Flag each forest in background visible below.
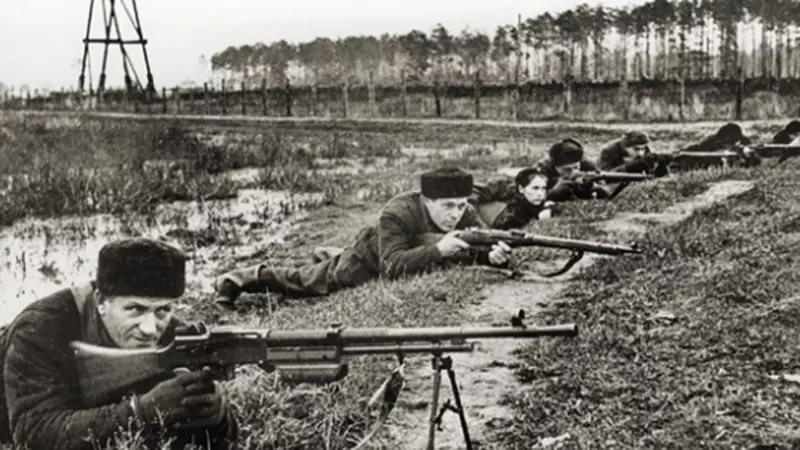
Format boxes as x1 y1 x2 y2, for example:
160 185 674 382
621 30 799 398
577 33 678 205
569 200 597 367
206 0 800 87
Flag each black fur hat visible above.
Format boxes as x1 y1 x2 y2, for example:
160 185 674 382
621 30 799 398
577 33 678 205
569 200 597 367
97 238 186 298
716 123 745 141
548 138 584 166
622 131 650 147
515 166 548 186
420 167 473 199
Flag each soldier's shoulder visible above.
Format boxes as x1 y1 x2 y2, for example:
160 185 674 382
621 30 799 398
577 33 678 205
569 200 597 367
5 288 78 332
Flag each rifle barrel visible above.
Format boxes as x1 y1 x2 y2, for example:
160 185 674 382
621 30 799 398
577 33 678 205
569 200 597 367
516 234 639 255
593 171 650 182
213 323 578 346
675 151 739 158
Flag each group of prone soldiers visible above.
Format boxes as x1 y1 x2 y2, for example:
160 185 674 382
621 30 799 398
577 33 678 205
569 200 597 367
0 119 798 450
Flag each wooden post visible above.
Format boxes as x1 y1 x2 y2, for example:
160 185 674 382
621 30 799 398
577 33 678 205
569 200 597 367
368 70 377 116
433 79 442 117
261 78 268 115
474 69 481 119
174 87 181 114
678 77 685 122
400 71 408 117
342 79 349 118
310 83 318 116
285 78 292 117
202 82 209 115
221 79 227 115
563 78 572 116
619 78 630 121
735 69 744 121
238 81 244 115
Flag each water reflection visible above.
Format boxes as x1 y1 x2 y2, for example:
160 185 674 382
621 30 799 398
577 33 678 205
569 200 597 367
0 188 322 326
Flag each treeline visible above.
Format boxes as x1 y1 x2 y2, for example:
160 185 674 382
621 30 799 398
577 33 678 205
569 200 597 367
208 0 800 87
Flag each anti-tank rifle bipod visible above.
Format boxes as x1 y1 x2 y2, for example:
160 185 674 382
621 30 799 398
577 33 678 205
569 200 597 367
70 312 578 450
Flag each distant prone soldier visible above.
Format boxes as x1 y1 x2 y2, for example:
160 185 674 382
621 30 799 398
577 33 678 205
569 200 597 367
534 138 613 202
598 131 670 177
214 166 513 303
0 239 238 450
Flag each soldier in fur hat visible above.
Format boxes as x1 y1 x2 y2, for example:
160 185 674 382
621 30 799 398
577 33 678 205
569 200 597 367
469 166 557 230
534 138 613 202
0 239 238 450
598 131 670 177
215 166 513 303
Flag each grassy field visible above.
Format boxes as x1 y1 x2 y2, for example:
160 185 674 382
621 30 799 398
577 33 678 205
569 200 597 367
0 112 798 449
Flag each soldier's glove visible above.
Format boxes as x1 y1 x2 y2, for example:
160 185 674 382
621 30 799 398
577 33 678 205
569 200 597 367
136 367 217 427
178 377 229 429
214 264 265 304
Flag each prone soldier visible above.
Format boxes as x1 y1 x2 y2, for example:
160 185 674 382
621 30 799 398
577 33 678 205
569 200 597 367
0 238 238 450
215 166 513 303
535 138 613 202
771 119 800 144
469 166 557 230
598 131 670 177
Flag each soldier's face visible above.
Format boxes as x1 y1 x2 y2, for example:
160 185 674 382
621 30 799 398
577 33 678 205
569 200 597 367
630 144 648 157
555 162 580 176
424 196 469 232
519 176 548 205
99 294 176 348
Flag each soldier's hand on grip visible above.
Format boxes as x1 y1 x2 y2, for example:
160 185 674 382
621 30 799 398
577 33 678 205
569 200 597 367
436 231 470 258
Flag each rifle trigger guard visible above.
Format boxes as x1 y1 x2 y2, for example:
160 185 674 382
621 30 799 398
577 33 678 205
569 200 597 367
540 249 584 278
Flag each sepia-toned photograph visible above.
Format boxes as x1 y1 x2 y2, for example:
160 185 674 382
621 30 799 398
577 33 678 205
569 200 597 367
1 0 799 449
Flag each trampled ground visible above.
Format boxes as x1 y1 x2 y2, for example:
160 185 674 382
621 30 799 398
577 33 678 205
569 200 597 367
0 111 798 449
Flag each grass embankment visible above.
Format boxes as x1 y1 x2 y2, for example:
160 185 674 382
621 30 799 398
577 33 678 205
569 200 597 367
502 162 800 449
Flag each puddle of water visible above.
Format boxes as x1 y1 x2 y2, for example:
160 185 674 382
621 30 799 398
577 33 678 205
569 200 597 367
0 188 323 326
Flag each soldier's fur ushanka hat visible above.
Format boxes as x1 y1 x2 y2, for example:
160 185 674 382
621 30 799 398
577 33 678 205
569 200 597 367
420 167 473 199
549 138 584 166
97 238 186 298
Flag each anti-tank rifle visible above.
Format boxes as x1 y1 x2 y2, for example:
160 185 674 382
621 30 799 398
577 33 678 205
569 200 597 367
71 313 577 450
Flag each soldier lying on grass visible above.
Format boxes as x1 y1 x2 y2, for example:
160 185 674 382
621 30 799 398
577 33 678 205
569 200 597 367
309 166 558 263
214 166 513 303
598 131 670 177
0 238 238 450
469 165 557 229
534 138 614 202
674 122 761 170
771 119 800 144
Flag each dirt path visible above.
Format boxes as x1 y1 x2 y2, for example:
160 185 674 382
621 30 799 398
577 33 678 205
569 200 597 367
379 179 755 450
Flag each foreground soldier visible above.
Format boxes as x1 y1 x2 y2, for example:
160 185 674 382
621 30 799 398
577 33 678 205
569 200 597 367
469 166 556 229
598 131 670 177
0 239 238 450
215 167 512 303
535 138 613 202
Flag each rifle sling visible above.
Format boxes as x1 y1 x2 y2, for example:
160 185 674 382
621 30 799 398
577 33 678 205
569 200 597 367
607 181 631 201
350 364 406 450
538 249 585 278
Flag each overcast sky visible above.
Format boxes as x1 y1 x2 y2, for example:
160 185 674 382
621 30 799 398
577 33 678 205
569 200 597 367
1 0 648 91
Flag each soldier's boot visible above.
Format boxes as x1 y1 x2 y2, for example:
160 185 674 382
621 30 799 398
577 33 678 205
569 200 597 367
311 246 345 263
214 264 265 306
